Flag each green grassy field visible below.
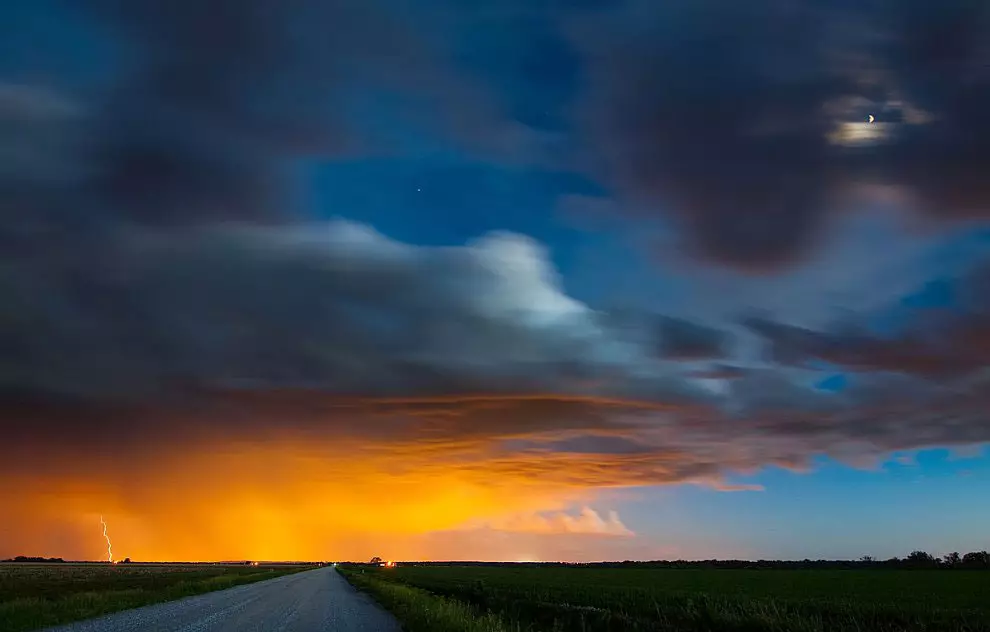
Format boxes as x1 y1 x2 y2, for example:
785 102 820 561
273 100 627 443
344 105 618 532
0 563 314 632
341 565 990 632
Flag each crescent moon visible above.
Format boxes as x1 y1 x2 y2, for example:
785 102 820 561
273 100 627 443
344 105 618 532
868 114 875 124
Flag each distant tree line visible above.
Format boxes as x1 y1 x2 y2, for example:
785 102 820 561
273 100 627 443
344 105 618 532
8 551 988 569
2 556 66 563
373 550 990 570
3 557 324 565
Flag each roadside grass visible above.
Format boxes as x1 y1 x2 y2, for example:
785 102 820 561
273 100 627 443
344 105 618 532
340 567 508 632
0 564 313 632
341 565 990 632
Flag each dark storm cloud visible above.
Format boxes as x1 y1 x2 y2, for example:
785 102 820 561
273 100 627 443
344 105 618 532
4 192 984 486
572 0 990 269
7 370 988 490
80 0 437 225
573 0 848 269
2 0 990 493
877 0 990 217
656 316 729 359
0 214 693 400
0 79 715 407
1 0 520 229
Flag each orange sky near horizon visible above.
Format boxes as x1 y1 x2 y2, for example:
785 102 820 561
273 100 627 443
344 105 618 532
2 446 572 561
1 393 715 562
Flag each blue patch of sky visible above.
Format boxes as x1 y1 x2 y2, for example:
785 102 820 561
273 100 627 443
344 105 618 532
449 12 581 132
309 157 636 306
899 277 955 309
619 449 990 559
1 0 122 94
866 227 990 336
813 373 847 392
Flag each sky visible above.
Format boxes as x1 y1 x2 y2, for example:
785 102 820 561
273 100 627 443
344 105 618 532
1 0 988 563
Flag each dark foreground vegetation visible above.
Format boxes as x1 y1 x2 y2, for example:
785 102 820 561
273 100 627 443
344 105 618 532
395 550 990 570
0 563 313 632
340 562 990 632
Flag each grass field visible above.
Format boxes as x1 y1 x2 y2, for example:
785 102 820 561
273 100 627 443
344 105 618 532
341 564 990 632
0 563 314 632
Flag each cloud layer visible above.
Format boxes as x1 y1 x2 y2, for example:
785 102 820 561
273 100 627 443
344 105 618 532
573 0 990 269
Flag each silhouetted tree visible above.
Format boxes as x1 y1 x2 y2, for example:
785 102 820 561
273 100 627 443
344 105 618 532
906 551 938 568
962 551 990 568
944 552 961 567
121 557 132 564
369 556 383 565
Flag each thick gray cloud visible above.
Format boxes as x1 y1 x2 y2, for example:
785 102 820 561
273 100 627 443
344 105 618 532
1 204 716 405
12 0 988 268
1 0 516 230
4 176 984 484
0 89 710 403
84 0 415 224
571 0 990 269
8 368 988 490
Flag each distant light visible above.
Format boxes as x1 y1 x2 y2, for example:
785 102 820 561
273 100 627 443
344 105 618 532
827 121 889 147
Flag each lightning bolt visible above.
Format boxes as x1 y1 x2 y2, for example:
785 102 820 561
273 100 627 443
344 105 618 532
100 515 113 563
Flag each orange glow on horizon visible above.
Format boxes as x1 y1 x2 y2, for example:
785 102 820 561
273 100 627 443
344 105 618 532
1 438 627 562
0 392 736 563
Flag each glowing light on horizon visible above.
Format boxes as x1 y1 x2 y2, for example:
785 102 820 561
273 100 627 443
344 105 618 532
7 436 641 561
100 515 113 563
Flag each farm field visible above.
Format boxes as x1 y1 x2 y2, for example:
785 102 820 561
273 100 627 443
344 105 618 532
341 564 990 632
0 563 314 632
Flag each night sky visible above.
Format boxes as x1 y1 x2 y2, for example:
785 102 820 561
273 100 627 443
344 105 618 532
1 0 988 563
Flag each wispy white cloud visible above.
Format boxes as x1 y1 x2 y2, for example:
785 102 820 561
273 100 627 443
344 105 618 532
462 506 634 537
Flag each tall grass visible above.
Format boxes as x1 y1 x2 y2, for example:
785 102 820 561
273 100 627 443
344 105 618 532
341 568 508 632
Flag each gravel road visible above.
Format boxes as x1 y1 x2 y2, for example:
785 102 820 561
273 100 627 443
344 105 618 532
43 567 402 632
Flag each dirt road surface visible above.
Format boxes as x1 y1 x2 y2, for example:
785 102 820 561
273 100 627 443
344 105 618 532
43 567 401 632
